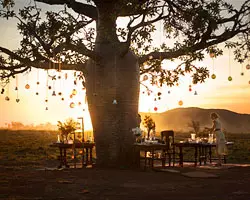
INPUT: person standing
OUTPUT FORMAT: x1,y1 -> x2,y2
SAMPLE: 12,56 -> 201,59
205,112 -> 226,166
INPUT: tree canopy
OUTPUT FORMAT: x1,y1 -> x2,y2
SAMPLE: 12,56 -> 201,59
0,0 -> 249,88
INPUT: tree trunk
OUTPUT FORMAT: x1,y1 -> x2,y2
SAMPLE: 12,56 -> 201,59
85,43 -> 140,168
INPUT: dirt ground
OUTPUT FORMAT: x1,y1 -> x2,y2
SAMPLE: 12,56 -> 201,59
1,162 -> 250,200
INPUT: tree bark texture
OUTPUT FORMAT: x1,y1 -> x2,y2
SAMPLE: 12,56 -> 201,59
85,43 -> 140,168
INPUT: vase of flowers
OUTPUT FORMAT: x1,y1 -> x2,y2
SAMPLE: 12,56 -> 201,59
57,118 -> 77,143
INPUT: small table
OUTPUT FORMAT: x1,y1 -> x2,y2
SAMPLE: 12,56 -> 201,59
200,141 -> 234,165
49,142 -> 95,168
175,141 -> 234,167
174,142 -> 202,167
134,143 -> 167,170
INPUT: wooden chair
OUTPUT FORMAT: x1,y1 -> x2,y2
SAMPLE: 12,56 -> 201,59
160,130 -> 176,167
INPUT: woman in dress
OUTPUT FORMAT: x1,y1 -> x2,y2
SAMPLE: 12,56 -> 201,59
205,112 -> 226,166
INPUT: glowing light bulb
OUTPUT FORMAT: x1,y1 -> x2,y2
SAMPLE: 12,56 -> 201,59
25,84 -> 30,89
209,52 -> 215,58
143,75 -> 148,81
70,102 -> 75,108
178,100 -> 183,106
72,89 -> 77,95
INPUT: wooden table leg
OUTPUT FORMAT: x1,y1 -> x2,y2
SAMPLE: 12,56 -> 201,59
179,147 -> 183,167
198,146 -> 202,166
64,148 -> 69,168
204,146 -> 207,165
86,148 -> 89,165
144,151 -> 147,170
59,147 -> 63,168
209,146 -> 212,163
194,146 -> 197,166
82,148 -> 85,167
151,149 -> 154,168
90,147 -> 93,165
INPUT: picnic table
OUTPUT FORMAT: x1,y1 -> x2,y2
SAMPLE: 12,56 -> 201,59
49,142 -> 95,168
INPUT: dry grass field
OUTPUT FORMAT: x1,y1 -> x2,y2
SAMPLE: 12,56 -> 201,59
1,129 -> 250,200
0,129 -> 250,168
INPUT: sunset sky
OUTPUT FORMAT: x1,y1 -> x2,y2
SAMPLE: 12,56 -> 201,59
0,0 -> 250,130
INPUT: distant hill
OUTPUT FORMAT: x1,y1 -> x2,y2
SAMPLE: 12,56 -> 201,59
140,107 -> 250,133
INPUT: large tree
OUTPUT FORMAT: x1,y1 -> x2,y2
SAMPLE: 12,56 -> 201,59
0,0 -> 249,168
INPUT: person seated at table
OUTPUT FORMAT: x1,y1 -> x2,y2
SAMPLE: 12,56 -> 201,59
205,112 -> 227,166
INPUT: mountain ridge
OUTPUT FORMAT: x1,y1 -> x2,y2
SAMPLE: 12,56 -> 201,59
139,107 -> 250,133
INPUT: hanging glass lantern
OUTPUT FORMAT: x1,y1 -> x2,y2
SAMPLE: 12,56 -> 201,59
209,52 -> 215,58
246,64 -> 250,70
112,99 -> 118,104
228,76 -> 232,81
211,74 -> 216,79
154,107 -> 158,111
5,96 -> 10,101
16,99 -> 20,103
72,89 -> 77,95
70,102 -> 75,108
178,100 -> 183,106
143,75 -> 148,81
25,84 -> 30,89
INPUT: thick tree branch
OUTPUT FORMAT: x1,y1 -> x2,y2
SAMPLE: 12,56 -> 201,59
0,46 -> 87,79
53,41 -> 99,61
138,28 -> 244,64
35,0 -> 98,20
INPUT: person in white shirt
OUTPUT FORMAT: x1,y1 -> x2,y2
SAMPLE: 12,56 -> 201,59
205,112 -> 226,166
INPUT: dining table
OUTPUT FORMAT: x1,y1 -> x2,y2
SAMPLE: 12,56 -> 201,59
174,141 -> 234,167
49,142 -> 95,168
133,142 -> 167,170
